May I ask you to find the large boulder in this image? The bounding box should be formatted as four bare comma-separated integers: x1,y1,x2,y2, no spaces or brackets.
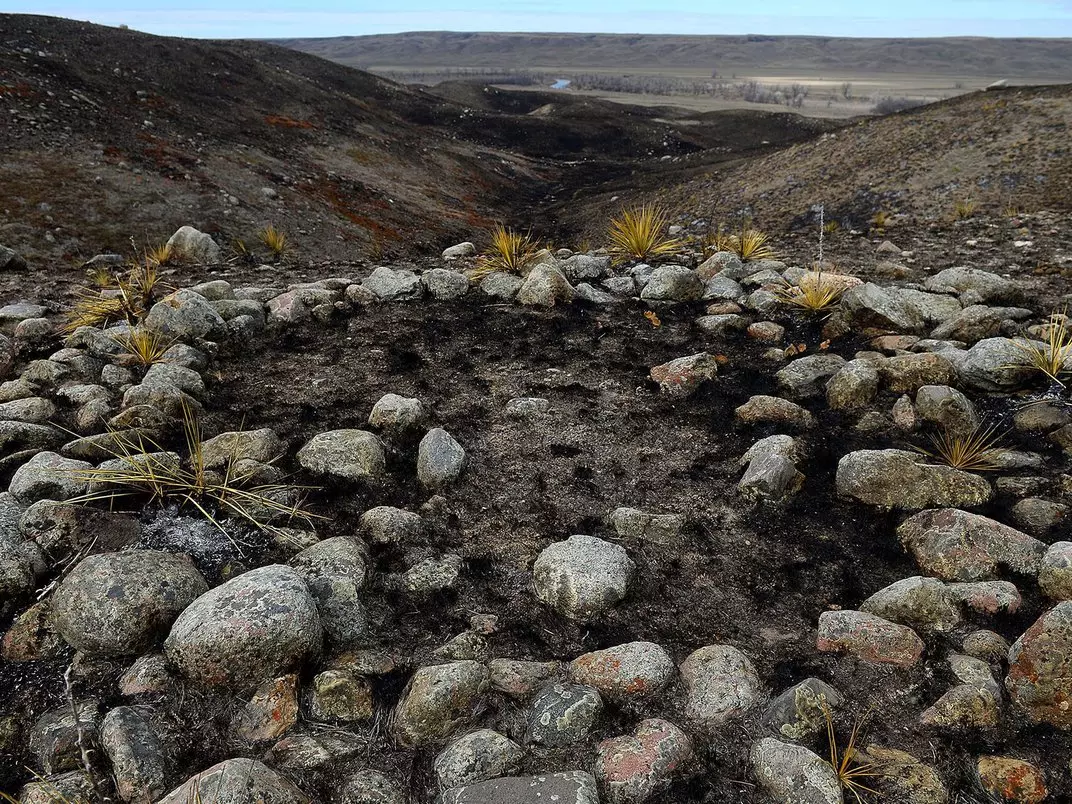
516,264,575,307
897,508,1046,581
164,565,322,688
639,266,703,302
144,289,227,341
8,452,91,504
1006,601,1072,728
836,449,991,509
841,283,925,333
53,550,208,656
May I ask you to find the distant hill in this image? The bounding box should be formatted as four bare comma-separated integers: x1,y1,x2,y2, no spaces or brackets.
277,32,1072,79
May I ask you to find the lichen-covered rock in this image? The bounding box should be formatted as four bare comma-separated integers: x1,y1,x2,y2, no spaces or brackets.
859,576,962,633
361,266,423,301
488,658,561,697
164,565,322,688
297,429,386,481
862,746,949,804
750,738,843,804
897,508,1046,581
157,758,309,804
976,756,1047,804
516,263,575,306
568,641,674,701
422,268,470,300
609,507,685,546
763,678,844,741
289,537,371,649
680,645,765,729
776,355,846,399
165,226,221,264
8,451,91,504
841,282,925,333
144,289,226,341
915,385,979,436
1006,601,1072,728
532,535,634,620
649,352,718,398
53,550,208,656
440,771,599,804
524,682,603,746
639,266,703,302
836,450,991,509
594,718,693,804
735,395,815,429
359,506,422,545
826,360,880,409
393,661,489,747
434,729,523,790
418,427,467,488
100,706,170,804
368,393,427,431
817,610,924,667
1040,542,1072,600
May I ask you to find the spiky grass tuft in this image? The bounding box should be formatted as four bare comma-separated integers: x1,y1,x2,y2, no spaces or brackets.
64,402,320,542
64,290,140,334
914,422,1007,472
259,224,288,259
1008,311,1072,386
113,328,174,367
85,266,116,289
608,204,681,263
775,268,845,314
469,225,539,280
953,198,978,220
703,224,737,255
871,210,891,230
824,705,887,804
232,238,254,264
145,242,175,266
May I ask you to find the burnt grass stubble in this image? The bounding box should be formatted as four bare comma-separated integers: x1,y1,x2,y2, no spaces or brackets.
2,293,1071,800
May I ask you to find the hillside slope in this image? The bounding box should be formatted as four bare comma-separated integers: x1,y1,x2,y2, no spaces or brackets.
278,31,1072,78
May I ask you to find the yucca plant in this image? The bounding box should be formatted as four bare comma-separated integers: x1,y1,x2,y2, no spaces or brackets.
64,402,320,542
823,705,887,804
914,422,1007,472
259,224,288,259
1007,312,1072,386
112,328,174,367
775,268,845,314
608,204,681,263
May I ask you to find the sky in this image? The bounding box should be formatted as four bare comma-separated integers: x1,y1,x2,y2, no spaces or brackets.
7,0,1072,39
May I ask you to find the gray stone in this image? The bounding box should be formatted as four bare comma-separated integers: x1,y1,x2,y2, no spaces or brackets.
0,244,27,272
9,451,91,504
17,771,96,804
368,393,427,431
200,428,284,469
609,507,685,546
336,770,404,804
516,263,575,306
30,699,101,774
142,362,205,399
836,449,991,509
962,630,1011,664
893,288,962,325
362,266,423,300
776,355,847,399
393,660,489,747
1011,497,1067,535
915,385,979,436
532,535,634,620
880,353,957,393
308,670,374,722
0,302,48,336
525,682,603,746
841,282,925,333
488,659,561,697
422,268,471,300
404,554,463,594
157,758,309,804
441,772,599,804
0,396,57,424
359,506,422,544
164,565,322,688
190,279,234,301
924,267,1020,304
931,305,1033,343
859,576,962,632
1040,542,1072,600
479,272,523,300
100,706,170,803
505,397,550,418
826,360,880,409
735,395,815,429
297,429,386,482
680,645,765,729
952,337,1035,392
434,729,524,790
290,537,371,649
640,266,703,302
443,242,476,259
561,254,611,283
574,282,617,304
739,447,802,501
750,738,843,804
418,428,467,488
697,251,743,280
897,508,1046,581
817,610,924,667
948,580,1022,615
165,226,221,264
763,678,844,741
53,550,207,656
144,289,226,342
602,276,637,296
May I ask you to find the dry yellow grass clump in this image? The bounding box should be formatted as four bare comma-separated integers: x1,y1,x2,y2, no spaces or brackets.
608,204,681,262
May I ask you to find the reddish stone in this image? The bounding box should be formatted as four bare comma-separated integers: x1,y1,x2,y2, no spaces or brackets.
594,718,693,804
817,609,924,667
977,756,1047,803
649,353,719,398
